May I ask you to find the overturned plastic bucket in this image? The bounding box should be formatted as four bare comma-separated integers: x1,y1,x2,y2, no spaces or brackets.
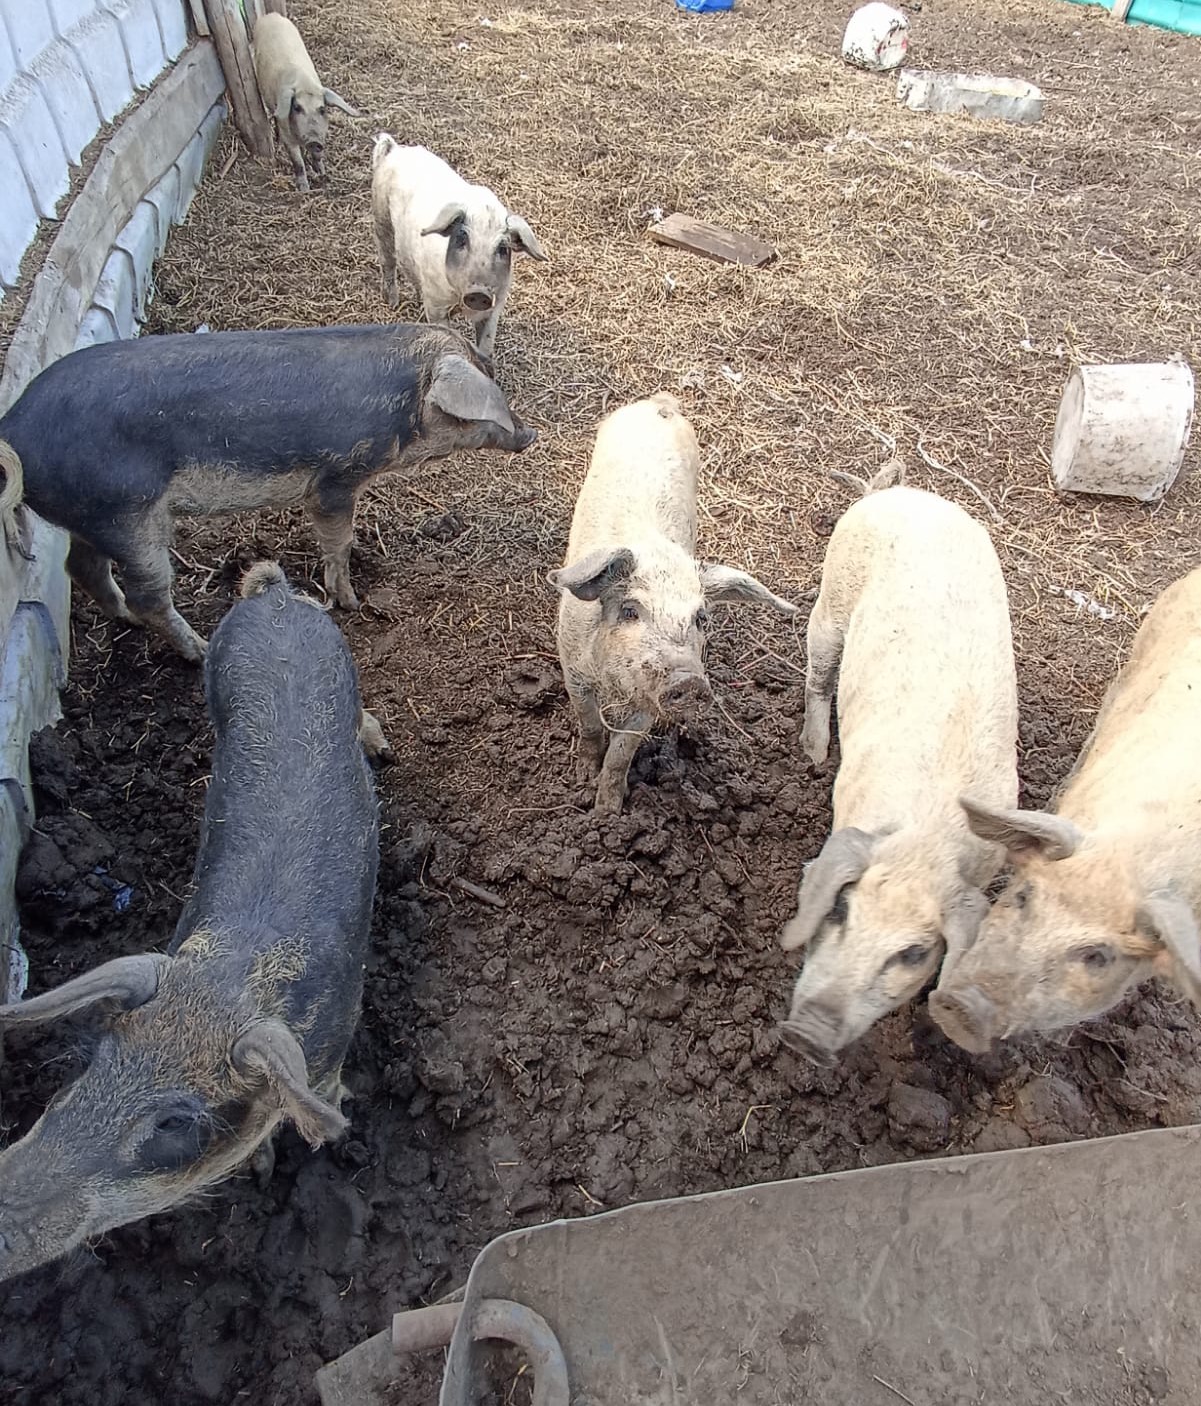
317,1124,1201,1404
1052,359,1195,501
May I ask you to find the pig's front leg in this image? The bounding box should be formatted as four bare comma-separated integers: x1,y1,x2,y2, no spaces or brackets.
473,287,507,361
594,710,652,815
566,677,608,780
422,297,455,329
279,126,310,192
306,485,359,610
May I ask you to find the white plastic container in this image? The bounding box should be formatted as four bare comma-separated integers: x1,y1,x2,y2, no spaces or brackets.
1051,359,1195,502
842,3,910,72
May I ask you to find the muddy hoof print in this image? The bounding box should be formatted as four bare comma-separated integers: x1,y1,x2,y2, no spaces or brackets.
502,662,562,712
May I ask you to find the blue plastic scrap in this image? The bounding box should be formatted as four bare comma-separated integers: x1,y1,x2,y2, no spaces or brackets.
676,0,734,13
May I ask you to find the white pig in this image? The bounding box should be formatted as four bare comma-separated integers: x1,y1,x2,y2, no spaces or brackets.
371,135,546,360
779,474,1019,1064
253,13,358,192
548,394,798,814
930,566,1201,1051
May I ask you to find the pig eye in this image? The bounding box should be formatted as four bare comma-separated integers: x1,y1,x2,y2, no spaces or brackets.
694,607,710,630
497,241,511,260
318,104,327,116
1074,943,1116,971
883,942,931,972
1011,884,1031,910
138,1098,212,1171
618,601,641,623
452,227,469,250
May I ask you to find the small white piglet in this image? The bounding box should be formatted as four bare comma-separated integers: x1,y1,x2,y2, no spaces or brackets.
548,394,798,814
371,136,546,360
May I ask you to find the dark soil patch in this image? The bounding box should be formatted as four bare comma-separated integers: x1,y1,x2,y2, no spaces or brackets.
1,0,1199,1400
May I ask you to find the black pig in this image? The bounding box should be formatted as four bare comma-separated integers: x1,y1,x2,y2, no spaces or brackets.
0,323,536,660
0,562,380,1281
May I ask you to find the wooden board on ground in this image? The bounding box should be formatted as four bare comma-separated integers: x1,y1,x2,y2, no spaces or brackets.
648,214,776,267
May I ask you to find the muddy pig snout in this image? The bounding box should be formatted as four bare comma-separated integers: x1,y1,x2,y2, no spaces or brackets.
464,289,495,313
778,1000,842,1066
928,984,998,1053
658,670,711,721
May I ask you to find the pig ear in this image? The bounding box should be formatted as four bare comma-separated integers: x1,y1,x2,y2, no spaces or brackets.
428,354,515,433
1136,894,1201,1002
939,887,989,981
506,215,548,262
780,828,879,951
421,203,468,238
323,88,359,116
698,564,799,616
0,953,168,1028
959,797,1081,862
232,1019,348,1149
547,548,636,602
274,85,294,124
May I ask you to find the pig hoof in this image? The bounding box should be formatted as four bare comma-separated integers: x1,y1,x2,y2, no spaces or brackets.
593,789,625,816
250,1139,277,1188
295,175,310,193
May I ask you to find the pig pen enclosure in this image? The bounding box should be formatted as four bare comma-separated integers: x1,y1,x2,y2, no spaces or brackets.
2,0,1201,1400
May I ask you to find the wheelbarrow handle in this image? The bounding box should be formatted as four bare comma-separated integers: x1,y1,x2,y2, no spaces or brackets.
391,1296,570,1406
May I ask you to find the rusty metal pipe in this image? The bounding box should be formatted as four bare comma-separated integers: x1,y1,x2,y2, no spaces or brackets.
391,1296,569,1406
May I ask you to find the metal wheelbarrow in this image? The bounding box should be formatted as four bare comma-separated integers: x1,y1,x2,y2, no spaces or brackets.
317,1124,1199,1404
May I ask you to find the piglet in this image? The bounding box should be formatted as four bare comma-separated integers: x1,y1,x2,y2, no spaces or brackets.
548,394,797,813
253,12,358,191
0,562,381,1282
0,323,536,662
372,136,546,360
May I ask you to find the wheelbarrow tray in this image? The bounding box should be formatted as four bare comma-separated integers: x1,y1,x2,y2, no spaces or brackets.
322,1124,1200,1404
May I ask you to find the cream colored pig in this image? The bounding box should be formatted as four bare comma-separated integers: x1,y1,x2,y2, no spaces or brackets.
548,394,797,814
931,567,1201,1051
253,13,358,192
780,474,1019,1064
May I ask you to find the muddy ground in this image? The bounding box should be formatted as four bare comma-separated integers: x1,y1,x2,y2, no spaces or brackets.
1,0,1200,1400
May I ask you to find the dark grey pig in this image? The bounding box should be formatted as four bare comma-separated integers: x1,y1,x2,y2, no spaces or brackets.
0,323,537,661
0,562,380,1282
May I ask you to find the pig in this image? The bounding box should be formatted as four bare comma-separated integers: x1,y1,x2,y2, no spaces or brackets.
547,394,798,814
0,323,536,663
371,136,547,361
930,567,1201,1051
0,562,380,1282
252,12,358,192
779,474,1019,1064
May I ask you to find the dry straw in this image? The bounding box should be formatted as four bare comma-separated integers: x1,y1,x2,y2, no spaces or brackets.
42,0,1201,764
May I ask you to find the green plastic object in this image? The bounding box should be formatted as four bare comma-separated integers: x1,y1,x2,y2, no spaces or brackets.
1064,0,1201,34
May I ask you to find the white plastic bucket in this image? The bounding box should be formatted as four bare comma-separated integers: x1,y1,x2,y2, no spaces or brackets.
1051,359,1195,502
842,3,910,72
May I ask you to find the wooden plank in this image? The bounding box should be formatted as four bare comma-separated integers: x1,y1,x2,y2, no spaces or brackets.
648,214,776,268
203,0,272,158
188,0,211,35
1111,0,1135,19
0,44,226,414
